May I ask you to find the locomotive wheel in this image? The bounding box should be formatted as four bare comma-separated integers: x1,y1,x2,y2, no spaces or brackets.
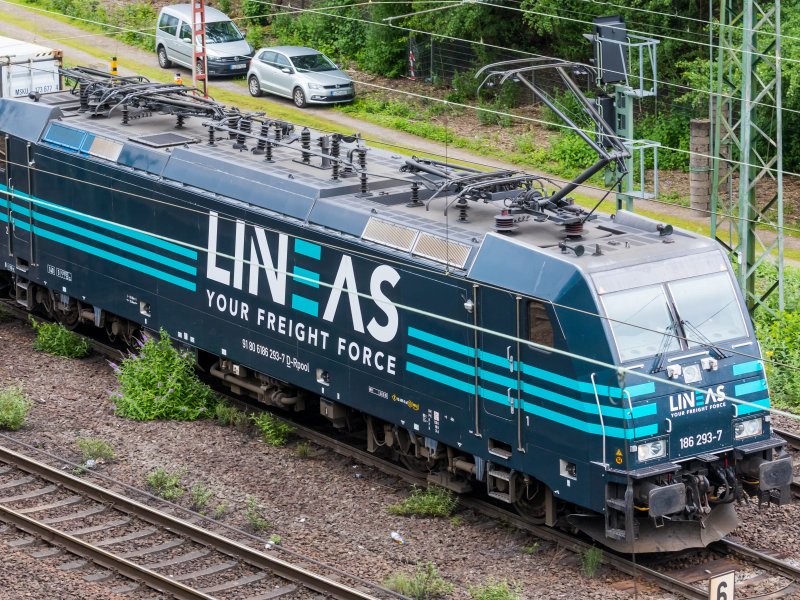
58,300,81,330
399,452,432,474
513,483,547,524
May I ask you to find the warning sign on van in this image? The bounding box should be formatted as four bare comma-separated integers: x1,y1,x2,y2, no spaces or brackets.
0,36,63,99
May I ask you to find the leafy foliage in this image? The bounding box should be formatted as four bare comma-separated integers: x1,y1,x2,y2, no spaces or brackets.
111,329,217,421
388,486,458,517
384,562,453,600
251,411,294,446
30,318,90,358
0,386,32,431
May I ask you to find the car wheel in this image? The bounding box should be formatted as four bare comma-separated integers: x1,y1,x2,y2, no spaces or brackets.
157,46,172,69
293,87,307,108
248,75,262,97
196,59,205,76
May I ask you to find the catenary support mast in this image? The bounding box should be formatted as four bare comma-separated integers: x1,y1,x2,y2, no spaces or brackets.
710,0,783,313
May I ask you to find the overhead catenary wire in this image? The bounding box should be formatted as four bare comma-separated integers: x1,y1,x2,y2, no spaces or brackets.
6,52,795,236
1,0,794,129
1,179,791,423
0,152,794,381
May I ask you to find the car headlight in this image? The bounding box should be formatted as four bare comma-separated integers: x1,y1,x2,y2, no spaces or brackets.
637,439,667,462
734,418,763,440
307,82,322,90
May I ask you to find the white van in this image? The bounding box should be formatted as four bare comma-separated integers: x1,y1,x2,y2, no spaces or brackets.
155,4,253,76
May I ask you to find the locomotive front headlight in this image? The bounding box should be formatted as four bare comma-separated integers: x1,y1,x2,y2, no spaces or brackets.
734,417,763,440
637,439,667,462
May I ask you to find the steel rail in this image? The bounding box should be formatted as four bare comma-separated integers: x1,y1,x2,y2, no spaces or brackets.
0,501,215,600
0,444,380,600
714,538,800,582
273,418,710,600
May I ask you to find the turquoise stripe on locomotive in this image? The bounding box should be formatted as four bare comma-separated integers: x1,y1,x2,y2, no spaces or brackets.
0,78,790,553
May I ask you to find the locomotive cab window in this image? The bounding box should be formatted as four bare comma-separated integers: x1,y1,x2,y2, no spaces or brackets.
528,300,554,348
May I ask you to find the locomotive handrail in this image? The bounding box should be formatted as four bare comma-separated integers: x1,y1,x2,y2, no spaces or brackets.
623,389,636,441
590,372,608,468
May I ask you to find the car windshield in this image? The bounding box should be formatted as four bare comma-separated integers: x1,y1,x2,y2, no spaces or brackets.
291,53,337,72
600,272,747,362
205,21,243,43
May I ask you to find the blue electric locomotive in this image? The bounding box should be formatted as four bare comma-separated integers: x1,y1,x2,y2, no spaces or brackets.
0,67,790,552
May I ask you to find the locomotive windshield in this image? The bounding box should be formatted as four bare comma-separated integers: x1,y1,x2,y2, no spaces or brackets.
600,272,748,362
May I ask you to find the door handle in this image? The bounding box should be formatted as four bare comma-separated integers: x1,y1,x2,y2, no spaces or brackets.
507,388,514,414
506,346,514,372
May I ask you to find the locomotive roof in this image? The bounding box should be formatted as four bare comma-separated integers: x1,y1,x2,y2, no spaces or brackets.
0,88,720,289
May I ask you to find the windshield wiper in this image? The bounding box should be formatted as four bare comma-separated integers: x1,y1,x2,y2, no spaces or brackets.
650,320,678,374
681,319,728,359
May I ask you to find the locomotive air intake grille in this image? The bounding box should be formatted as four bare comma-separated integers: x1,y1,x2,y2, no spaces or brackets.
413,233,472,270
362,218,419,252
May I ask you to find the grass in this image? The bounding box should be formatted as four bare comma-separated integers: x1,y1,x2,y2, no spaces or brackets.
295,441,313,458
0,386,32,430
580,546,603,578
213,501,229,519
468,580,522,600
190,483,214,512
76,438,115,462
384,562,453,600
387,486,457,518
245,496,271,532
146,467,185,501
214,401,250,431
251,412,294,446
30,318,90,358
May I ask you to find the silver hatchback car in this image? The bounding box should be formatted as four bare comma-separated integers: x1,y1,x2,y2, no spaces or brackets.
247,46,354,108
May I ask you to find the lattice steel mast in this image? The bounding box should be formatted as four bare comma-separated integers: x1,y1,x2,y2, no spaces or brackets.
710,0,783,313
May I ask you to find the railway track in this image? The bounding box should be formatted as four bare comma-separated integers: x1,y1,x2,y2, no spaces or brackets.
5,303,800,599
774,428,800,497
0,441,393,600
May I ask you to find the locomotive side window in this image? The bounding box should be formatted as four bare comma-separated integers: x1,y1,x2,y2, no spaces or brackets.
528,300,554,347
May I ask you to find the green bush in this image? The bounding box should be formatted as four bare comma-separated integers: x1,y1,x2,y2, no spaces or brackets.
30,318,90,358
0,386,32,430
76,438,115,462
360,1,409,77
388,486,457,517
111,329,217,421
384,562,453,600
251,412,294,446
146,467,185,500
469,579,522,600
113,2,156,50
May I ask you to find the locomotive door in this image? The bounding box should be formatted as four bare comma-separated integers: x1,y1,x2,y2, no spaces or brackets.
476,286,525,454
9,141,34,267
0,134,8,255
